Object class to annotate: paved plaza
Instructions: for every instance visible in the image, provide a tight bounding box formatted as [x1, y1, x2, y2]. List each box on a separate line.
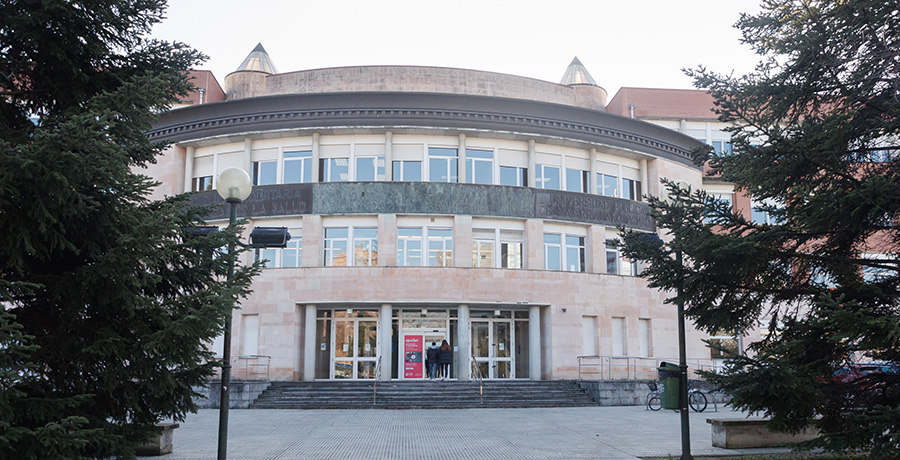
[142, 406, 793, 460]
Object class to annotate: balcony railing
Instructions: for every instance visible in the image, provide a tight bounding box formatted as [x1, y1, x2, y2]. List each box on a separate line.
[576, 355, 725, 380]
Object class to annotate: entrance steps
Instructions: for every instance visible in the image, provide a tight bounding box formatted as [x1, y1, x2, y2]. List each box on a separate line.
[250, 380, 598, 409]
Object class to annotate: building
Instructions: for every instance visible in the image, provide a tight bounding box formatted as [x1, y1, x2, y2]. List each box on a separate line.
[144, 46, 755, 382]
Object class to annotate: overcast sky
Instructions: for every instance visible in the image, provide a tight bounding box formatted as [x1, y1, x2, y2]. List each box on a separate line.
[151, 0, 764, 96]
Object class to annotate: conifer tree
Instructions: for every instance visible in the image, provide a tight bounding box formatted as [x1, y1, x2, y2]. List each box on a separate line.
[623, 1, 899, 457]
[0, 1, 258, 457]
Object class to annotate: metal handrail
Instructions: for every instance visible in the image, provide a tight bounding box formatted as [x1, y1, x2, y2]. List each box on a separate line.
[225, 355, 271, 381]
[471, 354, 484, 405]
[373, 355, 382, 404]
[576, 355, 726, 380]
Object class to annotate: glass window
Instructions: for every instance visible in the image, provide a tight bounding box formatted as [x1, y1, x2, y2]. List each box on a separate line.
[500, 230, 523, 269]
[281, 228, 302, 268]
[597, 173, 618, 197]
[712, 140, 733, 155]
[192, 175, 213, 192]
[564, 235, 585, 272]
[427, 228, 453, 267]
[606, 248, 619, 275]
[352, 228, 378, 266]
[543, 234, 562, 271]
[499, 166, 527, 187]
[428, 147, 457, 183]
[324, 228, 348, 266]
[319, 158, 350, 182]
[356, 156, 385, 182]
[706, 193, 733, 223]
[465, 149, 493, 185]
[472, 229, 523, 269]
[397, 228, 423, 266]
[751, 198, 782, 225]
[252, 160, 277, 186]
[283, 150, 312, 184]
[255, 248, 277, 269]
[472, 239, 495, 268]
[709, 330, 740, 359]
[535, 164, 560, 190]
[392, 160, 422, 181]
[622, 178, 642, 201]
[606, 240, 638, 276]
[566, 169, 589, 193]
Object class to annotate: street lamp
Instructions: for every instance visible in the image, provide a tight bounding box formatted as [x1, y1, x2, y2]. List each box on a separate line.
[215, 167, 252, 460]
[663, 180, 693, 460]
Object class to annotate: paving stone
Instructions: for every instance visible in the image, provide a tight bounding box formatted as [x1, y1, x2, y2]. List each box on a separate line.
[140, 406, 793, 460]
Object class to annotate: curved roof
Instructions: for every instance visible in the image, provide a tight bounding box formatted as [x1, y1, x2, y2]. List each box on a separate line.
[235, 43, 278, 74]
[560, 57, 598, 86]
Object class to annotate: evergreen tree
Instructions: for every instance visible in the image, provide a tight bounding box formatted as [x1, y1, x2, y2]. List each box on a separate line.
[0, 1, 258, 457]
[623, 1, 899, 457]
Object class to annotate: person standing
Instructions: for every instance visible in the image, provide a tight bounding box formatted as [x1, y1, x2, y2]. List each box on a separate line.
[426, 342, 440, 380]
[438, 339, 452, 380]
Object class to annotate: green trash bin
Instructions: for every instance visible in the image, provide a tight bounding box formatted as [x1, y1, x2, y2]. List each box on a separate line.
[657, 362, 681, 410]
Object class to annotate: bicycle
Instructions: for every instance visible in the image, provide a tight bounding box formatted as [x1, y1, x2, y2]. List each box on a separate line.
[688, 380, 708, 413]
[646, 381, 662, 411]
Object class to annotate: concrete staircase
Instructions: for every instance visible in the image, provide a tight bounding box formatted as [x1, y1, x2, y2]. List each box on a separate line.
[250, 380, 598, 409]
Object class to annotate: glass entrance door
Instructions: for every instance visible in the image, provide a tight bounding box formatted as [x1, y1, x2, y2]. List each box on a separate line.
[332, 317, 378, 379]
[472, 319, 513, 379]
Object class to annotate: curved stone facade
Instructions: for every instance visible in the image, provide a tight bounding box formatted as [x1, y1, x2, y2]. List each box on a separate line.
[144, 63, 719, 383]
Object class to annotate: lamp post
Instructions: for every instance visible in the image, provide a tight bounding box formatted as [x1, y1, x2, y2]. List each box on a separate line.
[664, 180, 693, 460]
[215, 167, 252, 460]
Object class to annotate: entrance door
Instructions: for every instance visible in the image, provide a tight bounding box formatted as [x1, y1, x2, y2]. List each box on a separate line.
[332, 317, 378, 379]
[401, 332, 449, 379]
[472, 319, 513, 379]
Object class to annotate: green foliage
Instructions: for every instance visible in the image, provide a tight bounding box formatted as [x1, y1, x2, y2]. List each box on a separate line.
[624, 1, 900, 458]
[0, 1, 259, 458]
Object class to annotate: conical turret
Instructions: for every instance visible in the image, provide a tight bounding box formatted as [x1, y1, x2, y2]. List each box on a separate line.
[560, 57, 598, 86]
[235, 43, 279, 74]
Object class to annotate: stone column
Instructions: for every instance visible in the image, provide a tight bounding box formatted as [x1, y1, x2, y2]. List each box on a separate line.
[589, 148, 598, 194]
[303, 304, 317, 381]
[379, 304, 392, 381]
[525, 218, 544, 270]
[243, 137, 253, 176]
[529, 305, 542, 380]
[527, 139, 536, 188]
[311, 132, 320, 182]
[301, 215, 323, 267]
[378, 214, 397, 266]
[640, 159, 649, 200]
[457, 304, 471, 381]
[453, 215, 472, 267]
[183, 145, 194, 193]
[588, 225, 607, 274]
[384, 131, 393, 181]
[457, 133, 466, 184]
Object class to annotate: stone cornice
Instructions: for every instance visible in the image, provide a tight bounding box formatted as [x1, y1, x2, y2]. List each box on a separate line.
[151, 92, 705, 169]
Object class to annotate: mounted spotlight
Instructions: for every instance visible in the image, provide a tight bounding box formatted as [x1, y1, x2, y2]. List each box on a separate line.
[249, 227, 291, 248]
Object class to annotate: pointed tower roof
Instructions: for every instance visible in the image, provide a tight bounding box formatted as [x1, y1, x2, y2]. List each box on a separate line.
[235, 43, 279, 74]
[559, 57, 598, 86]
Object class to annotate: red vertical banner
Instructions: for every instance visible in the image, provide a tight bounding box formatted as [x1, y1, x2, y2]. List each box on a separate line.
[403, 335, 423, 379]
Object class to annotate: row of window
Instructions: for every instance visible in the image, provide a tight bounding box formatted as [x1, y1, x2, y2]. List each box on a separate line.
[193, 147, 642, 200]
[254, 227, 637, 275]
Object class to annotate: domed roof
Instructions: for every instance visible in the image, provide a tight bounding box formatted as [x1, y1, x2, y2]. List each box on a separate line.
[235, 43, 279, 74]
[559, 57, 598, 86]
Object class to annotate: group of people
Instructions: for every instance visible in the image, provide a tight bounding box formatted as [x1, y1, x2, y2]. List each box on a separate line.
[426, 340, 452, 380]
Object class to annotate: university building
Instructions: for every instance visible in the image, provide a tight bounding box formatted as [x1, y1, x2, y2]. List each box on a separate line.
[144, 44, 758, 383]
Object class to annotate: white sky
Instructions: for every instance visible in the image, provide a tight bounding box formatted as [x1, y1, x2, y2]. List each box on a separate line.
[152, 0, 763, 97]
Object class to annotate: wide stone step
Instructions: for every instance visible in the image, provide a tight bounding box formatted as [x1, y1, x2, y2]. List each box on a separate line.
[250, 380, 597, 409]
